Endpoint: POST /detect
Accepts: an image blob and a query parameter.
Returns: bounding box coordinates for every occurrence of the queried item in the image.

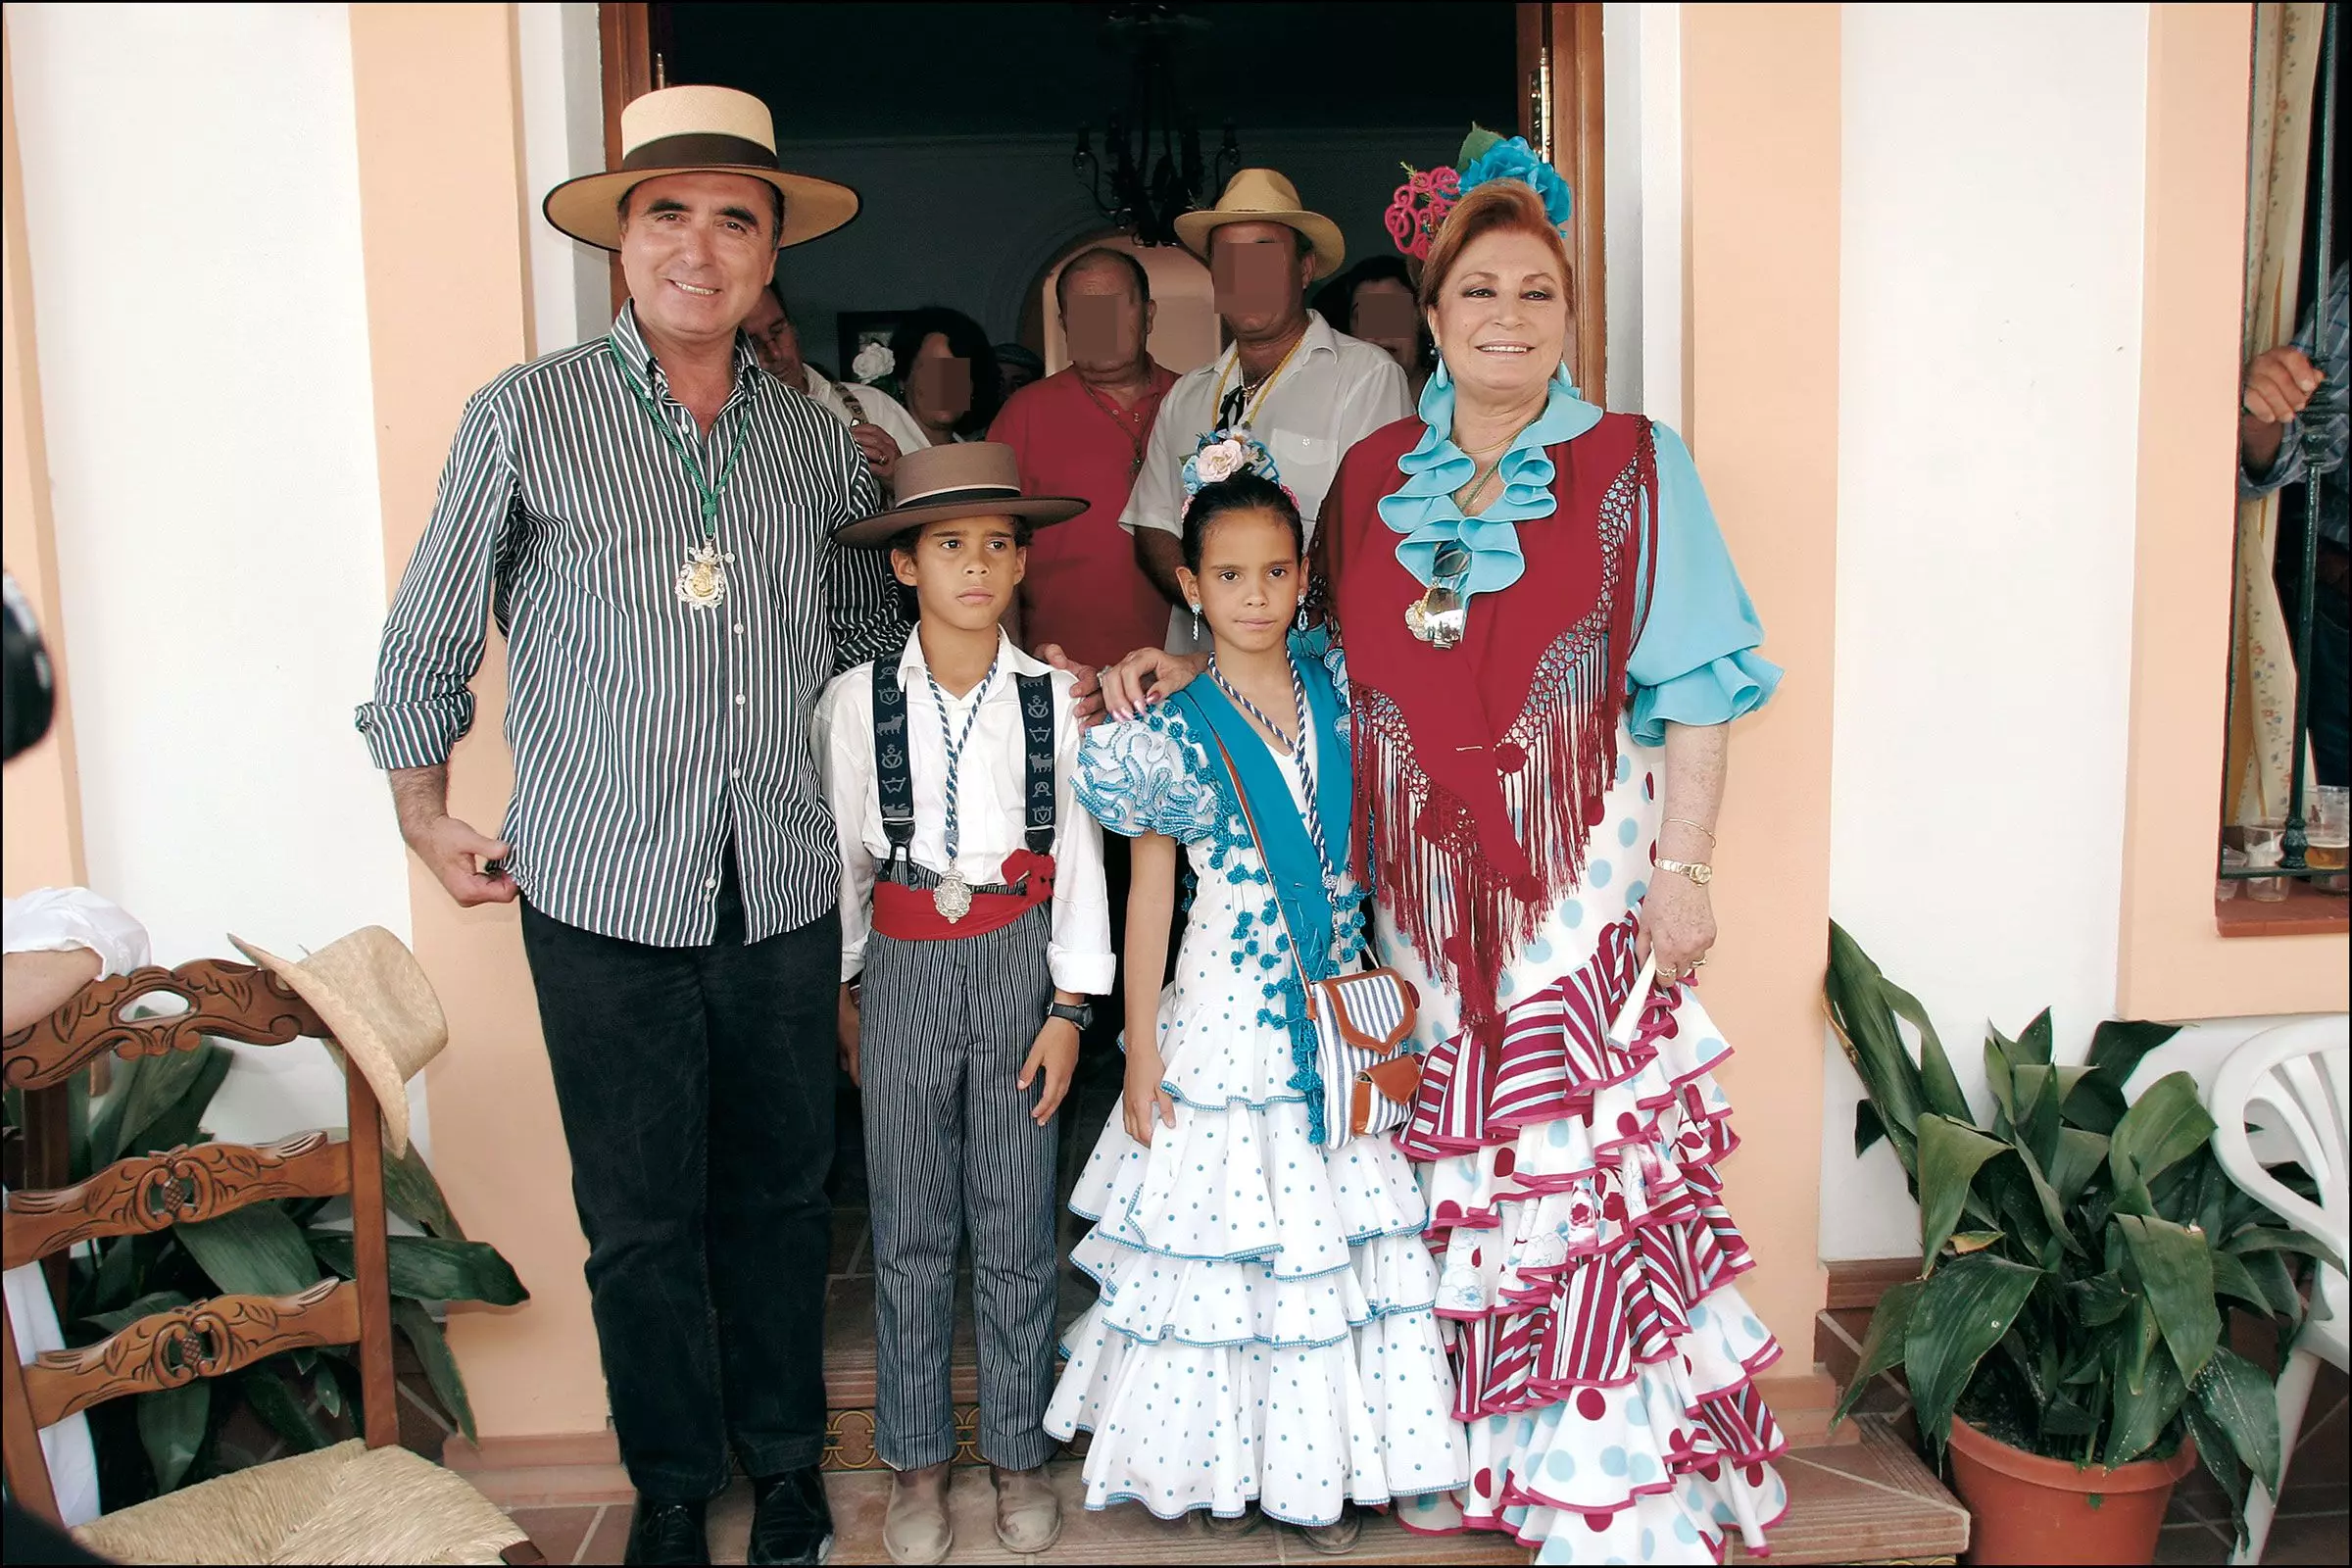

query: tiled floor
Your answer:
[1818,1304,2352,1566]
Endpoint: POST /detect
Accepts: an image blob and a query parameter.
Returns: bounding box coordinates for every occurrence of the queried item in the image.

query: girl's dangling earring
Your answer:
[1190,602,1202,642]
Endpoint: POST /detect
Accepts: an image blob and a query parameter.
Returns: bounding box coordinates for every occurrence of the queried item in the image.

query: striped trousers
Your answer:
[860,868,1059,1471]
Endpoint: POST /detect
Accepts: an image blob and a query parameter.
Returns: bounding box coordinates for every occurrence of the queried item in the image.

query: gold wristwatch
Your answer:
[1656,857,1714,886]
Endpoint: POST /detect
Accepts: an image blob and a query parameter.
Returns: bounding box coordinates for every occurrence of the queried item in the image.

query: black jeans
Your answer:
[519,871,838,1501]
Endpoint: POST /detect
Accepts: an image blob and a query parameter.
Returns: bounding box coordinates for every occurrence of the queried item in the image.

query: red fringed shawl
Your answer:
[1319,412,1657,1043]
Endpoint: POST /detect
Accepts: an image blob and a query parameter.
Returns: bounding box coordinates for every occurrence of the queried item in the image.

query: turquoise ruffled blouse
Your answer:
[1377,365,1782,746]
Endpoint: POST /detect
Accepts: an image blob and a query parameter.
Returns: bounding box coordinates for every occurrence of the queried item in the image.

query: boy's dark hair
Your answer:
[1180,473,1303,571]
[888,514,1036,562]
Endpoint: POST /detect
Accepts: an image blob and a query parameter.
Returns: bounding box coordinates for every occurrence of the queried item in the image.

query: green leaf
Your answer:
[242,1365,332,1453]
[2209,1249,2272,1313]
[394,1298,477,1443]
[91,1230,139,1315]
[1984,1034,2019,1125]
[2224,1226,2346,1272]
[2048,1127,2111,1207]
[105,1043,226,1161]
[2239,1249,2305,1322]
[84,1289,191,1337]
[382,1143,468,1243]
[2063,1073,2128,1136]
[1882,979,1973,1123]
[82,1052,147,1169]
[127,1050,231,1160]
[136,1379,210,1492]
[309,1234,528,1306]
[1834,1278,1922,1425]
[2008,1139,2084,1257]
[2104,1298,2189,1466]
[2013,1007,2054,1066]
[1854,1098,1887,1158]
[2192,1346,2282,1495]
[2069,1272,2133,1327]
[2110,1072,2217,1193]
[1455,122,1506,171]
[176,1202,322,1298]
[65,1068,91,1184]
[313,1362,343,1419]
[1903,1251,2042,1452]
[2042,1398,2097,1437]
[1826,923,1926,1177]
[2115,1214,2220,1383]
[2182,1396,2252,1550]
[1917,1115,2011,1272]
[2014,1063,2091,1168]
[2085,1018,2181,1086]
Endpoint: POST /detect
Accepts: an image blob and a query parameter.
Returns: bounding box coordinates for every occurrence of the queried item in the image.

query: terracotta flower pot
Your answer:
[1945,1414,2198,1565]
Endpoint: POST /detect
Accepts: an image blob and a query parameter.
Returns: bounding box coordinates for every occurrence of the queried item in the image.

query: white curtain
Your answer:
[2228,2,2326,826]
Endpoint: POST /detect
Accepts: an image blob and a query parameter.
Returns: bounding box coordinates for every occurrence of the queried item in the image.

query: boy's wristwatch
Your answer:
[1048,1001,1094,1030]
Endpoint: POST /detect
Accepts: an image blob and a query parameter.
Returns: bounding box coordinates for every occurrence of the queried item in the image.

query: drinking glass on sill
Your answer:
[2245,818,2289,902]
[2218,844,2247,901]
[2311,785,2350,894]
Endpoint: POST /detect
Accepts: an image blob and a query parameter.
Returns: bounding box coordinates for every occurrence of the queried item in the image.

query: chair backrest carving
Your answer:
[1,956,398,1529]
[2,959,326,1091]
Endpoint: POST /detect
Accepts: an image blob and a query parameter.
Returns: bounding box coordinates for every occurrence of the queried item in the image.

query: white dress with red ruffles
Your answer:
[1383,716,1789,1564]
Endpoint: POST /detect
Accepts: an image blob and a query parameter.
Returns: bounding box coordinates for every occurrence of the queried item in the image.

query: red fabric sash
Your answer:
[870,851,1055,942]
[1318,413,1656,1041]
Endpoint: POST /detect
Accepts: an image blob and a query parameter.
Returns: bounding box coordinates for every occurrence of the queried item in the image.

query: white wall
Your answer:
[516,1,610,356]
[9,3,423,1152]
[1821,3,2152,1257]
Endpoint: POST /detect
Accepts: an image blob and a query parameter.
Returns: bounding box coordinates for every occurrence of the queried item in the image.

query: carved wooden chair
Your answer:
[1,957,541,1564]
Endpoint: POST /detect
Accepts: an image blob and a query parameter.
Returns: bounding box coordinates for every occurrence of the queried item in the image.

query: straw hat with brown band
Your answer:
[1172,168,1348,281]
[229,928,449,1157]
[832,442,1087,550]
[542,84,859,252]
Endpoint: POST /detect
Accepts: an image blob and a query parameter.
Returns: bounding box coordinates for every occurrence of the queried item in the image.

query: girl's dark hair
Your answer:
[887,306,1000,437]
[1180,472,1303,571]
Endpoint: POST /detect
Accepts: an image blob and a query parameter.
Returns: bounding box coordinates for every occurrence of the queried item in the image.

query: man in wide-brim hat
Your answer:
[1119,167,1411,654]
[358,83,906,1567]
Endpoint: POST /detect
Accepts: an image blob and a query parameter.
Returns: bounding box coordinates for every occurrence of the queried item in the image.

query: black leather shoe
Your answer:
[747,1466,835,1565]
[624,1496,709,1566]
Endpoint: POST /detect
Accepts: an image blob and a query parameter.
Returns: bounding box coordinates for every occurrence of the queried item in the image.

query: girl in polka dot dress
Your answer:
[1046,474,1470,1550]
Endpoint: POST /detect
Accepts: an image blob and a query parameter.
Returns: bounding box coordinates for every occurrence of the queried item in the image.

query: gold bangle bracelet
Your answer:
[1664,815,1717,843]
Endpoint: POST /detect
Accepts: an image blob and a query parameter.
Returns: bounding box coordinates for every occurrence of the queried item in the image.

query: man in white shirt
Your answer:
[744,282,930,493]
[1123,168,1413,652]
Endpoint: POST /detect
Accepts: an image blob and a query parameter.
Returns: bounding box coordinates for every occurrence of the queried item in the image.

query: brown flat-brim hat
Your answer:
[1172,168,1347,280]
[833,442,1086,549]
[543,84,858,251]
[229,927,447,1157]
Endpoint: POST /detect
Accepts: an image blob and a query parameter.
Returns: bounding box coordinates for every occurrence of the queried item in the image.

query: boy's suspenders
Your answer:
[870,661,1055,886]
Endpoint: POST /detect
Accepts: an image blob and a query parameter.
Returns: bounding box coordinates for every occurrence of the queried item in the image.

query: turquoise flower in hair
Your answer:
[1458,134,1575,229]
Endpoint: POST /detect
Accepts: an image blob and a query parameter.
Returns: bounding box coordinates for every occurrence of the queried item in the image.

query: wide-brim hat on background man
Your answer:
[1173,168,1346,280]
[833,442,1086,549]
[543,84,859,251]
[229,927,448,1156]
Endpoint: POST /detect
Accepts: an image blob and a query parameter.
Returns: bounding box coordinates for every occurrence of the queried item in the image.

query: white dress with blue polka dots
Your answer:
[1046,707,1472,1527]
[1383,719,1790,1564]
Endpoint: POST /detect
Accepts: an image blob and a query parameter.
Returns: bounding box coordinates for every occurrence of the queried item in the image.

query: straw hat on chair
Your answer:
[229,927,446,1156]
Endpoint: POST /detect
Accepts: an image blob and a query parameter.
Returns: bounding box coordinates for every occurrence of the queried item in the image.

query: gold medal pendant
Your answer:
[933,869,973,923]
[675,544,728,610]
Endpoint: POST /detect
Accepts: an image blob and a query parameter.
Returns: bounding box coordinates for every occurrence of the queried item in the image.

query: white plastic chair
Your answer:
[2206,1015,2349,1566]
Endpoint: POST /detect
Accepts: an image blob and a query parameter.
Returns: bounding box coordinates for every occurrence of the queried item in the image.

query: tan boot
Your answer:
[883,1463,952,1566]
[992,1465,1063,1554]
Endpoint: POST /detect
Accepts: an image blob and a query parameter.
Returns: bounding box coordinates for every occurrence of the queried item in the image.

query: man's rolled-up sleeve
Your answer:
[354,390,516,770]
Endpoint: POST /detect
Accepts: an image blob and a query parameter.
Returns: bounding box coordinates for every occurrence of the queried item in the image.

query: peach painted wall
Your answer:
[1678,3,1838,1373]
[0,17,85,895]
[345,3,606,1439]
[2117,1,2350,1022]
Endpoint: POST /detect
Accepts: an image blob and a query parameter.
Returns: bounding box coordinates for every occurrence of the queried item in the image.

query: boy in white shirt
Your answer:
[812,442,1111,1564]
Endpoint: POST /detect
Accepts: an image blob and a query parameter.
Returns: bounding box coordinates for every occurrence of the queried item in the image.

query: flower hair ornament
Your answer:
[1385,124,1575,262]
[1180,427,1289,500]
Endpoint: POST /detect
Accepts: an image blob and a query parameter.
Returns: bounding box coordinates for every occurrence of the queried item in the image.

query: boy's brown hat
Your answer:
[832,442,1085,549]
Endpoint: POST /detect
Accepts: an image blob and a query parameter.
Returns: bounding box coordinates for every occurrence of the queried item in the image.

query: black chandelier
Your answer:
[1072,4,1240,247]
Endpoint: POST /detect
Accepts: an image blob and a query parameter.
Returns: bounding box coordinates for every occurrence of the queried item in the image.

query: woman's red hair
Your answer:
[1416,178,1575,309]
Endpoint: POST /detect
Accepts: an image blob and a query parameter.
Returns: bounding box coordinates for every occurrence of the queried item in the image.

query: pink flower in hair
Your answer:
[1385,165,1459,262]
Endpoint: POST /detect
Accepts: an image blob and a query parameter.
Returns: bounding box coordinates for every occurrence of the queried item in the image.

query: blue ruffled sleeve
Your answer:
[1073,710,1223,843]
[1626,424,1784,746]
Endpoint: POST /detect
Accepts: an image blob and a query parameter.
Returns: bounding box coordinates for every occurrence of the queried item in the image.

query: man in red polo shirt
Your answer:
[991,249,1178,669]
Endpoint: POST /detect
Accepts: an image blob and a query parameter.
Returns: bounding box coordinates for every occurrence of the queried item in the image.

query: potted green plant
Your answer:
[1825,923,2334,1564]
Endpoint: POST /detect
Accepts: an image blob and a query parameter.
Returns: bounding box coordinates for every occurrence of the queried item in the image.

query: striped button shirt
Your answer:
[356,304,907,948]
